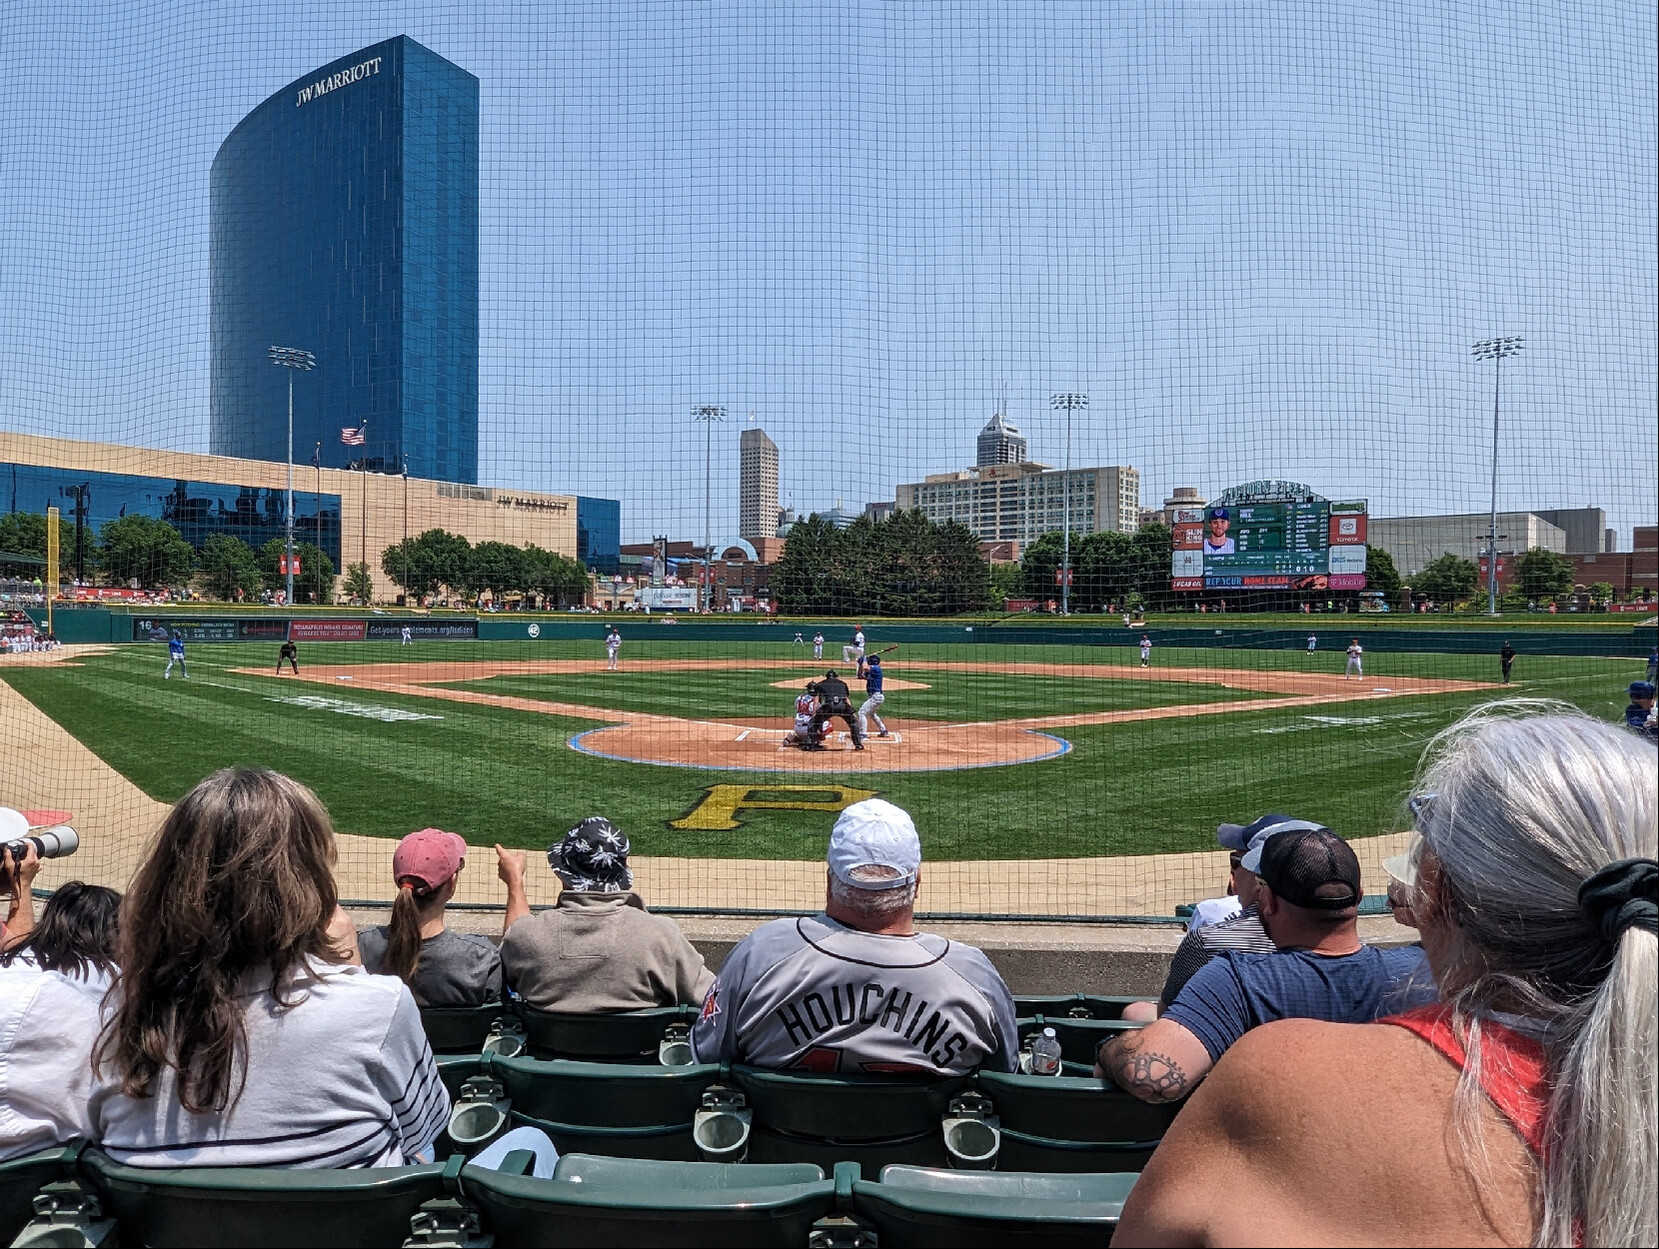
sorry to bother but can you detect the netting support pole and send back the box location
[270,346,316,606]
[1471,337,1522,616]
[1050,392,1088,615]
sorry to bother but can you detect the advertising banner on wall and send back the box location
[288,619,367,641]
[365,620,478,640]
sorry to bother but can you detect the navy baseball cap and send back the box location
[1210,507,1231,520]
[1218,812,1307,851]
[1629,681,1656,697]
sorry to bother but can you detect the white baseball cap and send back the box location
[0,808,28,844]
[828,799,921,890]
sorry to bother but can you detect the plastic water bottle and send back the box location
[1029,1026,1062,1076]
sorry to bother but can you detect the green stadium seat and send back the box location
[851,1164,1137,1247]
[459,1152,839,1247]
[977,1070,1179,1173]
[1013,995,1152,1020]
[1017,1016,1146,1068]
[488,1053,722,1159]
[517,1003,693,1062]
[68,1148,456,1249]
[436,1051,488,1099]
[728,1067,969,1170]
[418,1002,511,1054]
[1,1145,82,1244]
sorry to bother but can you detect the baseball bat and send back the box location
[871,645,899,657]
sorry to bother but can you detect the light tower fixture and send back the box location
[692,404,726,612]
[269,346,316,606]
[1050,392,1089,615]
[1470,337,1522,616]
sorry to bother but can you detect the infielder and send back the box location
[164,632,188,680]
[812,631,824,660]
[1345,638,1364,679]
[843,627,866,669]
[1139,634,1152,667]
[401,625,413,645]
[858,653,890,739]
[793,631,805,647]
[605,627,622,671]
[277,638,299,675]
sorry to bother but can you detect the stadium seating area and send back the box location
[3,998,1165,1248]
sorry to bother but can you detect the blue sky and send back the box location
[0,1,1653,544]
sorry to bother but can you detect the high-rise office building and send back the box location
[896,462,1140,545]
[739,426,779,541]
[210,37,479,484]
[976,411,1027,466]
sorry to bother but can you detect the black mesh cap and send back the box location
[1256,828,1362,911]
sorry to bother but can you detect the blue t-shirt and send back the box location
[1163,944,1436,1061]
[169,638,185,657]
[865,665,883,694]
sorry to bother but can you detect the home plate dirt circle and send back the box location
[233,657,1493,776]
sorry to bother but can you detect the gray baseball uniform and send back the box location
[689,914,1018,1074]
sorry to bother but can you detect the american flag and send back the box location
[340,424,367,446]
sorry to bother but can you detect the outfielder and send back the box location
[812,631,824,660]
[400,624,413,645]
[605,627,622,671]
[843,627,866,668]
[164,632,188,680]
[1306,633,1317,655]
[793,631,805,646]
[858,653,890,739]
[1345,638,1364,679]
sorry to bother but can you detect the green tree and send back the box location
[465,542,528,599]
[523,544,593,607]
[1588,581,1614,607]
[771,515,838,613]
[1515,546,1575,600]
[1413,553,1479,605]
[1020,532,1067,602]
[381,529,471,601]
[1077,530,1133,612]
[1130,522,1174,607]
[198,534,262,600]
[987,560,1024,607]
[771,510,988,615]
[99,515,194,590]
[1364,545,1404,602]
[257,538,335,604]
[342,562,374,604]
[0,510,81,574]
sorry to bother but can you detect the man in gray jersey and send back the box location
[689,799,1018,1075]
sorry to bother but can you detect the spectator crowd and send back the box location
[0,700,1653,1246]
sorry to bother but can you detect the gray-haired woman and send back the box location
[1117,702,1656,1247]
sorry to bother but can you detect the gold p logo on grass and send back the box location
[671,784,878,832]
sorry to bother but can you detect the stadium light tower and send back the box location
[269,346,316,606]
[1471,337,1522,616]
[692,405,726,612]
[1050,392,1088,615]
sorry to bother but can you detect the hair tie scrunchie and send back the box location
[1577,858,1659,944]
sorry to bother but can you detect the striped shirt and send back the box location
[91,958,448,1169]
[1160,906,1277,1008]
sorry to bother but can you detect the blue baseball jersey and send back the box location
[169,638,185,657]
[864,664,883,693]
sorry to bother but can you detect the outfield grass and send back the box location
[2,639,1642,860]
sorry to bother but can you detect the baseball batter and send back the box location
[843,627,866,668]
[605,627,622,671]
[163,632,188,680]
[858,653,890,739]
[1345,639,1364,679]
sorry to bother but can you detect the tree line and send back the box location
[380,529,592,607]
[772,511,991,615]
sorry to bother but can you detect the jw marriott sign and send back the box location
[295,57,383,106]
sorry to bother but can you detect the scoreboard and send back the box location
[1171,498,1368,591]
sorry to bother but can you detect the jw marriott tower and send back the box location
[210,37,479,484]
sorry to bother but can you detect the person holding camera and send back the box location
[1,833,38,949]
[0,839,103,1161]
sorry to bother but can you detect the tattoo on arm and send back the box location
[1100,1031,1191,1103]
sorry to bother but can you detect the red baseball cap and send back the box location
[392,828,467,891]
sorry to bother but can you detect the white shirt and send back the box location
[1186,895,1244,933]
[0,962,103,1160]
[91,958,447,1169]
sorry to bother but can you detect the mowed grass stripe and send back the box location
[2,645,1640,861]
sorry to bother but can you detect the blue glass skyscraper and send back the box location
[210,36,478,484]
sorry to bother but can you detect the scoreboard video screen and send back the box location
[1171,498,1367,591]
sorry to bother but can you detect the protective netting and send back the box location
[1,2,1654,920]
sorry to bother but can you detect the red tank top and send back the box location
[1382,1004,1550,1157]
